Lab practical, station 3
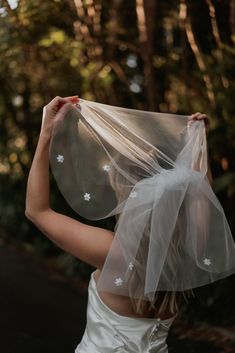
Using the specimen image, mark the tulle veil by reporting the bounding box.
[49,98,235,307]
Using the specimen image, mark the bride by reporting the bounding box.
[25,95,235,353]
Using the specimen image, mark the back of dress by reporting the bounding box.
[75,270,177,353]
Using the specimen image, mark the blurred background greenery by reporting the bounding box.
[0,0,235,332]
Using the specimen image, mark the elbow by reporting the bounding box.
[25,208,30,219]
[25,207,50,222]
[25,198,35,220]
[25,208,35,221]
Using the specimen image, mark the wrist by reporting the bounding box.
[40,116,53,136]
[39,128,51,142]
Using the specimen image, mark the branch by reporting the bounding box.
[135,0,158,110]
[206,0,222,48]
[206,0,229,89]
[181,1,216,108]
[136,0,147,43]
[73,0,103,60]
[109,61,129,85]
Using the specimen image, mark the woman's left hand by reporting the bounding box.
[41,95,79,135]
[187,112,210,135]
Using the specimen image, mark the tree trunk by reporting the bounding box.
[135,0,158,111]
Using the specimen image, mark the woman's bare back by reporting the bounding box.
[94,269,176,320]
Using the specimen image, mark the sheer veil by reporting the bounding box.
[49,98,235,306]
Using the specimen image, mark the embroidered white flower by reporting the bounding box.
[203,258,212,266]
[56,154,64,163]
[102,164,111,172]
[84,193,91,201]
[128,262,134,270]
[114,277,123,286]
[130,191,137,198]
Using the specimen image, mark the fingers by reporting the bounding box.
[64,95,79,102]
[189,112,201,118]
[188,112,204,120]
[53,102,74,123]
[56,95,79,103]
[49,95,79,112]
[188,112,210,125]
[58,102,74,115]
[187,112,210,137]
[50,95,79,104]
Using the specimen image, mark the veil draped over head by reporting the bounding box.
[49,98,235,305]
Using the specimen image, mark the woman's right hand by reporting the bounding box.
[41,95,79,136]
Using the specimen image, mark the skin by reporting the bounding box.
[25,96,212,318]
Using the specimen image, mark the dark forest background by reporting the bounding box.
[0,1,235,352]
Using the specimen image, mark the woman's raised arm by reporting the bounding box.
[25,96,113,270]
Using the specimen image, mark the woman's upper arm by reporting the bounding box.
[26,208,114,270]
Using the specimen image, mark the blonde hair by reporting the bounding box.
[127,218,195,316]
[108,153,195,316]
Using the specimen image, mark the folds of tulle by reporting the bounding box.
[96,166,235,299]
[49,98,235,301]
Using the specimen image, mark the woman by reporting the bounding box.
[25,96,222,353]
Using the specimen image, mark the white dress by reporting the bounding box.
[74,270,177,353]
